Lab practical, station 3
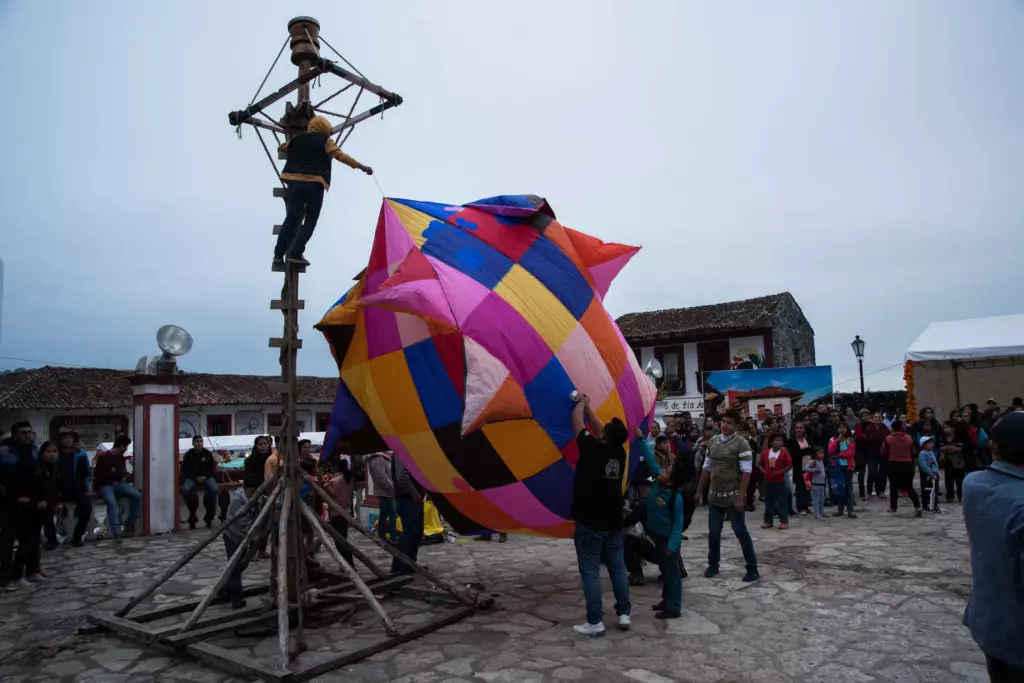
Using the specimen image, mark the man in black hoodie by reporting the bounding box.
[0,422,38,587]
[180,436,220,529]
[54,430,93,548]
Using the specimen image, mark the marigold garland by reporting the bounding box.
[904,360,917,424]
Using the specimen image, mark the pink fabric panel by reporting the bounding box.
[462,292,551,386]
[428,256,492,326]
[588,250,637,300]
[364,307,402,359]
[481,482,564,527]
[361,279,457,328]
[382,436,435,492]
[364,267,389,296]
[461,337,510,434]
[395,312,432,348]
[555,324,615,409]
[615,364,645,431]
[383,202,415,275]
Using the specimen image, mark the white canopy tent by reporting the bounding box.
[907,313,1024,417]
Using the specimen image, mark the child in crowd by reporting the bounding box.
[940,425,966,503]
[804,446,828,520]
[644,456,686,620]
[324,454,356,568]
[759,433,793,530]
[219,478,261,609]
[918,436,941,513]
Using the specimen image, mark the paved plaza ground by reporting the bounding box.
[0,496,988,683]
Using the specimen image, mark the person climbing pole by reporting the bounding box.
[273,115,373,267]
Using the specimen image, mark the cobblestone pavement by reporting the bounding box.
[0,496,986,683]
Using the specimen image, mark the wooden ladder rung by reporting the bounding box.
[272,187,288,198]
[269,338,303,349]
[266,382,290,394]
[272,224,282,235]
[271,262,306,273]
[271,299,305,310]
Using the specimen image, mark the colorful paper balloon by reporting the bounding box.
[317,195,657,537]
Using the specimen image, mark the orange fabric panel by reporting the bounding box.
[481,419,561,480]
[580,298,627,381]
[366,351,430,435]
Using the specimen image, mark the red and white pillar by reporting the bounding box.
[130,374,182,535]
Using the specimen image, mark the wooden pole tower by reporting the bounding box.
[87,18,490,682]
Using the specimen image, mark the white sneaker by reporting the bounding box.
[572,622,605,637]
[617,614,631,630]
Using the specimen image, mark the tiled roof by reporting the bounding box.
[615,292,795,343]
[0,367,338,410]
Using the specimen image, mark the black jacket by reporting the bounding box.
[0,441,38,504]
[34,458,60,503]
[180,448,217,482]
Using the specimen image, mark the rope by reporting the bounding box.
[319,35,367,80]
[254,127,286,190]
[372,172,386,199]
[236,37,289,140]
[250,37,290,108]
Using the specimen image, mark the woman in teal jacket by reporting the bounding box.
[641,443,685,619]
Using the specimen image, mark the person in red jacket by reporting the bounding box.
[759,433,793,530]
[855,411,890,500]
[882,421,922,516]
[828,422,858,518]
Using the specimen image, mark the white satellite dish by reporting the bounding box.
[157,325,193,357]
[645,358,664,380]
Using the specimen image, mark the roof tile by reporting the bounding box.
[615,292,793,342]
[0,367,337,410]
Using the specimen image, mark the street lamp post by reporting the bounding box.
[851,335,866,394]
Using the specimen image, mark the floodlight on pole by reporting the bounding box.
[154,325,193,374]
[851,335,866,394]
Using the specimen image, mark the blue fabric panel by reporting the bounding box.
[421,221,514,290]
[517,236,594,319]
[523,356,577,450]
[404,338,463,429]
[390,198,458,222]
[521,458,574,521]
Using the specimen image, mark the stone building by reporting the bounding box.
[0,366,337,452]
[616,292,815,417]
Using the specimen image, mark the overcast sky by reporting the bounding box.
[1,1,1022,392]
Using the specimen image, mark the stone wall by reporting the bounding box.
[770,295,816,367]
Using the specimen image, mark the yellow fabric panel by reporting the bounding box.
[367,351,430,435]
[386,199,432,248]
[340,361,394,437]
[481,419,561,480]
[318,279,365,328]
[340,312,369,372]
[401,431,464,494]
[493,264,577,352]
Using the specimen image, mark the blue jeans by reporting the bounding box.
[573,523,631,625]
[707,504,758,572]
[763,482,790,525]
[274,180,325,259]
[811,484,826,516]
[222,537,248,604]
[391,498,424,574]
[98,482,142,537]
[654,538,683,614]
[377,496,397,543]
[182,477,219,524]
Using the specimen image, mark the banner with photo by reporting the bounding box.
[701,366,834,421]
